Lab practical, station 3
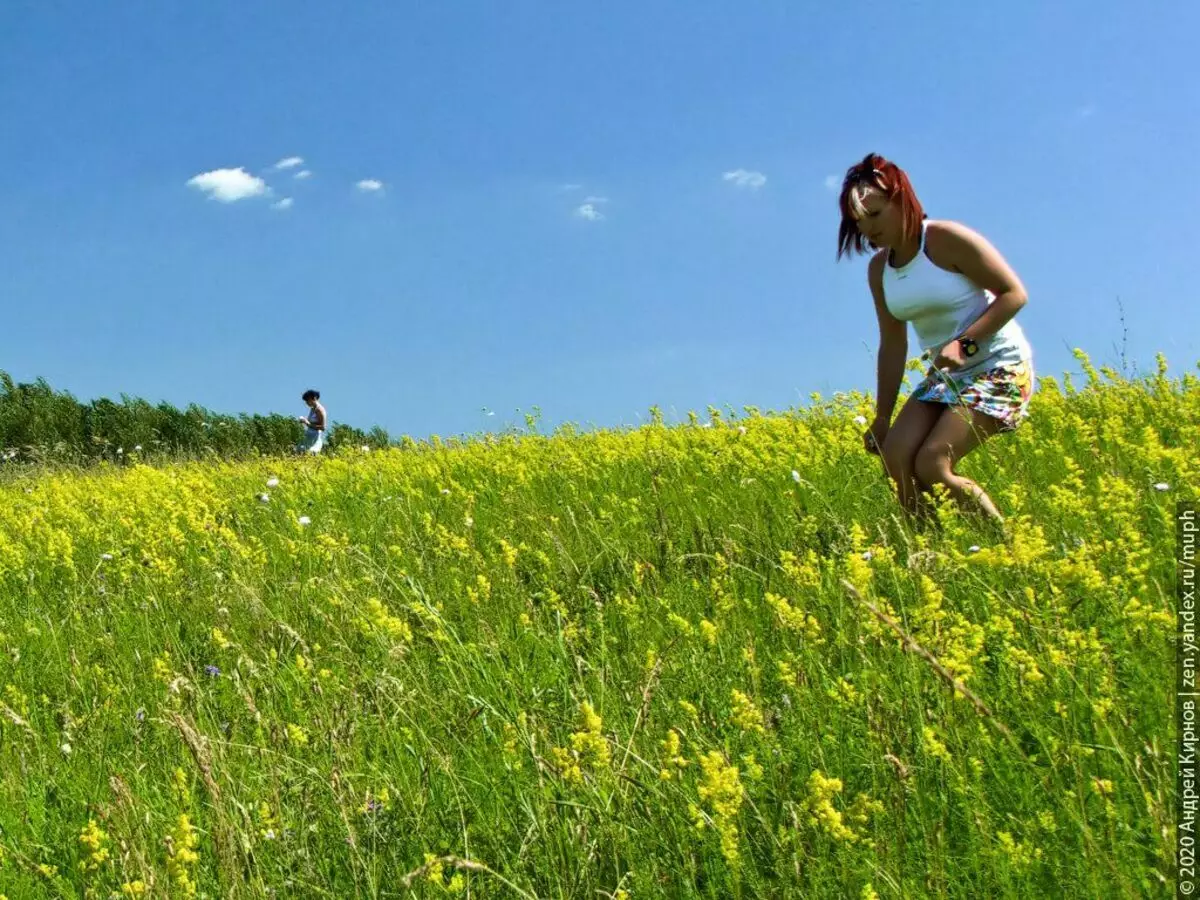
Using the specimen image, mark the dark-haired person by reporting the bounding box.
[837,153,1034,526]
[297,389,327,454]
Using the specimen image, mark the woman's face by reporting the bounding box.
[852,186,902,249]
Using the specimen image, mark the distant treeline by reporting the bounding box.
[0,372,393,464]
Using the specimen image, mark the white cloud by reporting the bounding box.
[559,183,583,192]
[575,203,604,222]
[823,174,840,192]
[274,156,304,170]
[583,195,609,204]
[294,170,312,180]
[272,197,294,211]
[723,169,767,190]
[186,167,268,203]
[356,179,384,193]
[1075,103,1097,120]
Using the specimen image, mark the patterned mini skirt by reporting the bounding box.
[912,358,1036,432]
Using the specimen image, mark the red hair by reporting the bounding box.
[836,153,925,259]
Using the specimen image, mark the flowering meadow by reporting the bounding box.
[0,351,1193,898]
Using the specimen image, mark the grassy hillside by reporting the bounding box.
[0,350,1193,898]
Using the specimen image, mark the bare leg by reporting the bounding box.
[879,395,944,520]
[913,405,1007,523]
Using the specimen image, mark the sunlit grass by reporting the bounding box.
[0,350,1193,898]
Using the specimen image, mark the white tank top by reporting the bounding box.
[882,220,1031,374]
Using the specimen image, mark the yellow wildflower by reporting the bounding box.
[729,689,766,735]
[696,750,745,863]
[78,818,110,873]
[166,813,200,897]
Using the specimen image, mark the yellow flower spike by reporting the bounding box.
[923,727,953,764]
[765,593,824,643]
[568,701,611,771]
[659,728,689,780]
[286,723,309,747]
[696,750,745,864]
[502,722,520,757]
[166,813,200,897]
[424,852,445,884]
[804,770,857,843]
[729,689,766,735]
[996,830,1042,871]
[171,767,191,805]
[78,818,110,873]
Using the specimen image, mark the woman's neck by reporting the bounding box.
[888,233,921,268]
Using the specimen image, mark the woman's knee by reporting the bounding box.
[879,438,916,482]
[914,442,952,486]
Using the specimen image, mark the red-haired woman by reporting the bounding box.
[838,153,1034,525]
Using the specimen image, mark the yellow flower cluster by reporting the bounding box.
[552,701,611,783]
[692,750,746,864]
[166,813,200,897]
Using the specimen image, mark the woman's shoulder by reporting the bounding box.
[924,219,989,250]
[866,248,888,278]
[923,219,989,271]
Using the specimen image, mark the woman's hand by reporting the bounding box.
[863,415,889,455]
[932,339,967,372]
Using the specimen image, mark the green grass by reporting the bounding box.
[0,356,1193,898]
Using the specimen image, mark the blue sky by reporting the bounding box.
[2,1,1197,439]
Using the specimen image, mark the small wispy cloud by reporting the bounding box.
[272,197,294,211]
[583,195,609,205]
[274,156,304,170]
[1074,103,1098,120]
[559,183,583,192]
[723,169,767,190]
[823,174,840,192]
[186,167,268,203]
[356,179,384,193]
[575,203,605,222]
[294,170,312,180]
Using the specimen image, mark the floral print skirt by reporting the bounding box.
[912,359,1036,432]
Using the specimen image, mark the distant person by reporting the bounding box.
[297,389,327,454]
[837,153,1035,526]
